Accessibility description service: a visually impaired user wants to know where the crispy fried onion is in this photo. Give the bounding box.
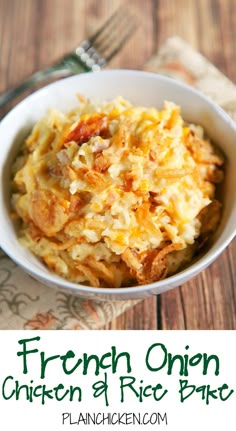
[186,134,224,166]
[43,250,130,288]
[63,113,108,145]
[122,243,183,284]
[29,189,70,236]
[74,257,117,288]
[197,199,222,248]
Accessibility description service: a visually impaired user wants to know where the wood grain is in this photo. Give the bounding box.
[0,0,235,330]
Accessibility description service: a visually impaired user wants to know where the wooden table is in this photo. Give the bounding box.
[0,0,235,329]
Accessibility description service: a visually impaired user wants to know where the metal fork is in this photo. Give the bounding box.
[0,6,136,108]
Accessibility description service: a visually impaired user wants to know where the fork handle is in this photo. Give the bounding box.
[0,60,88,108]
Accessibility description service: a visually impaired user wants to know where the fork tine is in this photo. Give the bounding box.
[92,10,136,52]
[88,5,130,46]
[98,20,137,64]
[89,6,137,66]
[75,5,137,69]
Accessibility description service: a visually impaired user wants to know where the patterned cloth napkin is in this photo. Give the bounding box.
[0,36,235,329]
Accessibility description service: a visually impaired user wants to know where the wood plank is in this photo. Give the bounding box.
[104,296,158,330]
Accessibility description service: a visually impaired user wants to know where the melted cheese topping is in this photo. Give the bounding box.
[11,97,224,288]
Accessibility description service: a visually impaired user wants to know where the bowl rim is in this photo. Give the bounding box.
[0,69,235,296]
[1,69,236,129]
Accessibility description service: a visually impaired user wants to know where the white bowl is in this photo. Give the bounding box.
[0,70,235,300]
